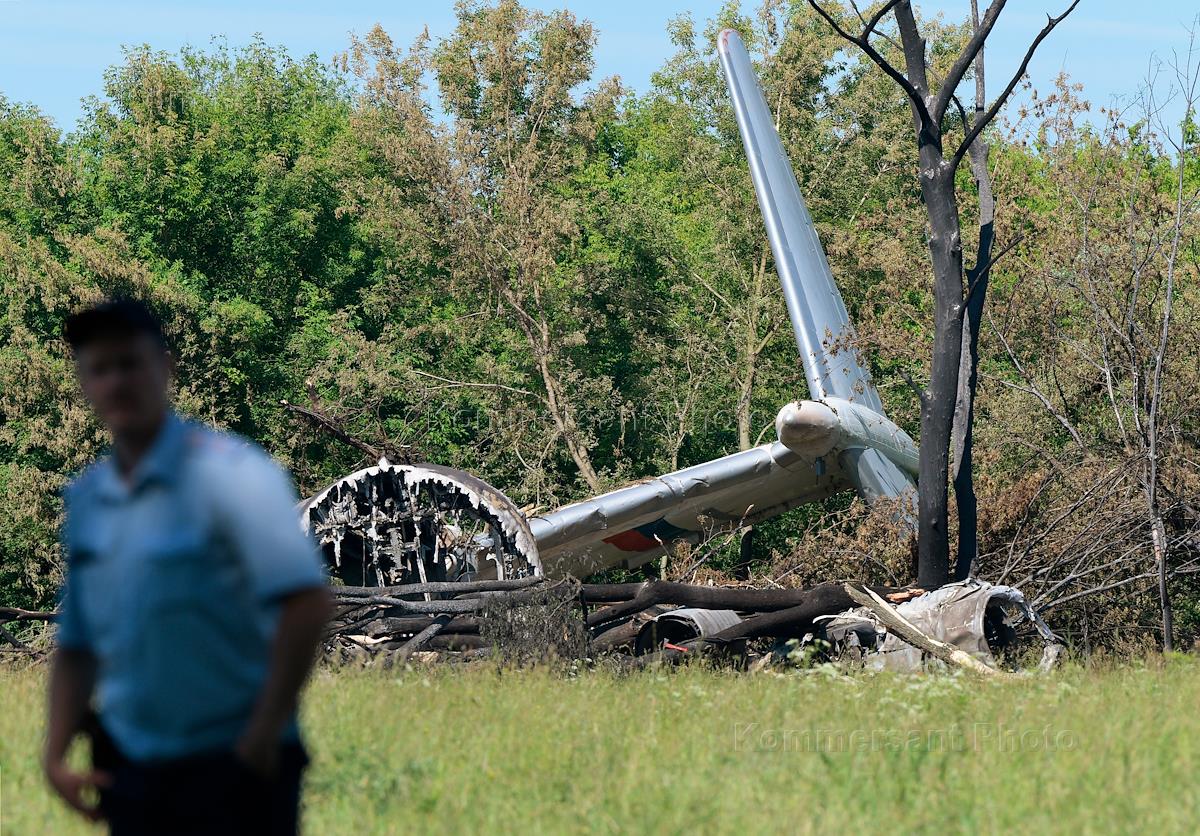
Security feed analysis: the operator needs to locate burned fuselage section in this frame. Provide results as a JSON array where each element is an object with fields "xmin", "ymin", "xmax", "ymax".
[{"xmin": 301, "ymin": 462, "xmax": 540, "ymax": 588}]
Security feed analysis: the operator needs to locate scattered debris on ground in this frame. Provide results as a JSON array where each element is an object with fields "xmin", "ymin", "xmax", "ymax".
[{"xmin": 322, "ymin": 575, "xmax": 1061, "ymax": 673}]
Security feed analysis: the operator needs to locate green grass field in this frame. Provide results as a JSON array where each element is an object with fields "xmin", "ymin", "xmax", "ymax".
[{"xmin": 2, "ymin": 658, "xmax": 1199, "ymax": 834}]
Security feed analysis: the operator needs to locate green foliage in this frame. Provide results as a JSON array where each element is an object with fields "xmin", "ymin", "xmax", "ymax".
[{"xmin": 0, "ymin": 2, "xmax": 1196, "ymax": 621}]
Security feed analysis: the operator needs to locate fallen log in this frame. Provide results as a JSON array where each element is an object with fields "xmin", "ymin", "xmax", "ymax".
[
  {"xmin": 334, "ymin": 576, "xmax": 545, "ymax": 598},
  {"xmin": 591, "ymin": 619, "xmax": 642, "ymax": 653},
  {"xmin": 0, "ymin": 624, "xmax": 30, "ymax": 650},
  {"xmin": 580, "ymin": 582, "xmax": 650, "ymax": 604},
  {"xmin": 394, "ymin": 615, "xmax": 453, "ymax": 661},
  {"xmin": 335, "ymin": 579, "xmax": 575, "ymax": 614},
  {"xmin": 336, "ymin": 596, "xmax": 485, "ymax": 615},
  {"xmin": 590, "ymin": 581, "xmax": 907, "ymax": 631},
  {"xmin": 0, "ymin": 606, "xmax": 57, "ymax": 623}
]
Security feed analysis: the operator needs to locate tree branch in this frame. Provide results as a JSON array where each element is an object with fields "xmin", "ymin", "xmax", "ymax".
[
  {"xmin": 951, "ymin": 93, "xmax": 971, "ymax": 137},
  {"xmin": 281, "ymin": 399, "xmax": 394, "ymax": 463},
  {"xmin": 951, "ymin": 0, "xmax": 1082, "ymax": 170},
  {"xmin": 858, "ymin": 0, "xmax": 904, "ymax": 41},
  {"xmin": 898, "ymin": 366, "xmax": 928, "ymax": 405},
  {"xmin": 806, "ymin": 0, "xmax": 934, "ymax": 127},
  {"xmin": 892, "ymin": 1, "xmax": 931, "ymax": 97},
  {"xmin": 849, "ymin": 0, "xmax": 903, "ymax": 51},
  {"xmin": 410, "ymin": 368, "xmax": 535, "ymax": 398},
  {"xmin": 962, "ymin": 232, "xmax": 1027, "ymax": 311},
  {"xmin": 933, "ymin": 0, "xmax": 1008, "ymax": 123}
]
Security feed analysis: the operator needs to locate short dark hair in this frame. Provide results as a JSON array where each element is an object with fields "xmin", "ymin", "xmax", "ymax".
[{"xmin": 63, "ymin": 299, "xmax": 167, "ymax": 352}]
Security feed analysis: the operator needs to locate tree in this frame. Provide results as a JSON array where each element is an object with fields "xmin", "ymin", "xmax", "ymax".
[
  {"xmin": 343, "ymin": 3, "xmax": 657, "ymax": 500},
  {"xmin": 74, "ymin": 39, "xmax": 364, "ymax": 444},
  {"xmin": 805, "ymin": 0, "xmax": 1079, "ymax": 588},
  {"xmin": 984, "ymin": 33, "xmax": 1200, "ymax": 649},
  {"xmin": 0, "ymin": 42, "xmax": 365, "ymax": 609}
]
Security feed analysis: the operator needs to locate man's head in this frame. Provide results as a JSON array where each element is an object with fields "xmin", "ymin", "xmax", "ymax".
[{"xmin": 65, "ymin": 299, "xmax": 172, "ymax": 437}]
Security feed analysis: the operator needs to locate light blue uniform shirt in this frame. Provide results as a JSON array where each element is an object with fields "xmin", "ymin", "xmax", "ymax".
[{"xmin": 57, "ymin": 412, "xmax": 326, "ymax": 763}]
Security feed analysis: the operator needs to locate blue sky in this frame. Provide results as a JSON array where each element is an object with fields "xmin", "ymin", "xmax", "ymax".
[{"xmin": 1, "ymin": 1, "xmax": 1197, "ymax": 132}]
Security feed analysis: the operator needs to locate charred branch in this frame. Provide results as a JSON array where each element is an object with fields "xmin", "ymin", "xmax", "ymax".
[
  {"xmin": 805, "ymin": 1, "xmax": 933, "ymax": 128},
  {"xmin": 585, "ymin": 580, "xmax": 908, "ymax": 629},
  {"xmin": 0, "ymin": 606, "xmax": 57, "ymax": 623},
  {"xmin": 334, "ymin": 576, "xmax": 545, "ymax": 598},
  {"xmin": 280, "ymin": 398, "xmax": 408, "ymax": 463},
  {"xmin": 951, "ymin": 1, "xmax": 1082, "ymax": 170}
]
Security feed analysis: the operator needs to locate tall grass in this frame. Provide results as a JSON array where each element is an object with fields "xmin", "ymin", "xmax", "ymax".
[{"xmin": 2, "ymin": 658, "xmax": 1198, "ymax": 833}]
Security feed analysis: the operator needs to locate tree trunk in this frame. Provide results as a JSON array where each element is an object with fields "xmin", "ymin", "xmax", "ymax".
[
  {"xmin": 533, "ymin": 333, "xmax": 602, "ymax": 492},
  {"xmin": 735, "ymin": 247, "xmax": 770, "ymax": 451},
  {"xmin": 951, "ymin": 0, "xmax": 993, "ymax": 582},
  {"xmin": 916, "ymin": 168, "xmax": 965, "ymax": 590},
  {"xmin": 1150, "ymin": 509, "xmax": 1174, "ymax": 652},
  {"xmin": 951, "ymin": 271, "xmax": 986, "ymax": 581},
  {"xmin": 734, "ymin": 527, "xmax": 754, "ymax": 581},
  {"xmin": 736, "ymin": 371, "xmax": 756, "ymax": 452},
  {"xmin": 892, "ymin": 1, "xmax": 963, "ymax": 590},
  {"xmin": 952, "ymin": 212, "xmax": 991, "ymax": 583}
]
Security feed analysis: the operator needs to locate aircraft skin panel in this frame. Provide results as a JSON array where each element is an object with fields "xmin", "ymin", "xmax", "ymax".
[
  {"xmin": 838, "ymin": 447, "xmax": 917, "ymax": 504},
  {"xmin": 717, "ymin": 28, "xmax": 882, "ymax": 412},
  {"xmin": 530, "ymin": 441, "xmax": 846, "ymax": 578}
]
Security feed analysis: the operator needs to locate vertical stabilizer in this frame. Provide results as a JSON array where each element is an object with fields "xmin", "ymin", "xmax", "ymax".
[
  {"xmin": 718, "ymin": 28, "xmax": 916, "ymax": 510},
  {"xmin": 718, "ymin": 28, "xmax": 880, "ymax": 410}
]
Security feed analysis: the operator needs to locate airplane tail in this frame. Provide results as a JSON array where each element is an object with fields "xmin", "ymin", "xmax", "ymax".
[{"xmin": 717, "ymin": 28, "xmax": 916, "ymax": 506}]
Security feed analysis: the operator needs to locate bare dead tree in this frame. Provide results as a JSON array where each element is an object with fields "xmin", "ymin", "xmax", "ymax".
[
  {"xmin": 983, "ymin": 23, "xmax": 1200, "ymax": 650},
  {"xmin": 950, "ymin": 0, "xmax": 994, "ymax": 581},
  {"xmin": 1137, "ymin": 29, "xmax": 1200, "ymax": 651},
  {"xmin": 806, "ymin": 0, "xmax": 1079, "ymax": 588}
]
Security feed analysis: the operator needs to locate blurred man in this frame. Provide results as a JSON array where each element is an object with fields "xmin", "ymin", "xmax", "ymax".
[{"xmin": 43, "ymin": 299, "xmax": 332, "ymax": 835}]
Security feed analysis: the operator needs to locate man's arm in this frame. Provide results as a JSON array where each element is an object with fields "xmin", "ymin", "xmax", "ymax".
[
  {"xmin": 47, "ymin": 483, "xmax": 110, "ymax": 819},
  {"xmin": 208, "ymin": 443, "xmax": 332, "ymax": 775},
  {"xmin": 234, "ymin": 586, "xmax": 332, "ymax": 776},
  {"xmin": 44, "ymin": 649, "xmax": 109, "ymax": 819}
]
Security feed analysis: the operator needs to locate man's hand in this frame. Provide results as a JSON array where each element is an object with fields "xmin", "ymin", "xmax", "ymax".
[
  {"xmin": 235, "ymin": 586, "xmax": 331, "ymax": 780},
  {"xmin": 43, "ymin": 758, "xmax": 111, "ymax": 821},
  {"xmin": 234, "ymin": 725, "xmax": 280, "ymax": 779},
  {"xmin": 44, "ymin": 649, "xmax": 102, "ymax": 818}
]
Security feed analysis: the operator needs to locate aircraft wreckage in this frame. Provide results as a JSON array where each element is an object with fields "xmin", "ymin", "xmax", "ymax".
[{"xmin": 302, "ymin": 30, "xmax": 1058, "ymax": 670}]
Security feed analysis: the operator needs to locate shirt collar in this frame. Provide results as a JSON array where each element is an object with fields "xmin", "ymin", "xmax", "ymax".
[{"xmin": 94, "ymin": 411, "xmax": 187, "ymax": 502}]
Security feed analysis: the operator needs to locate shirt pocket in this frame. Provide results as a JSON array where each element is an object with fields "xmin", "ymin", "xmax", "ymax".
[{"xmin": 140, "ymin": 534, "xmax": 216, "ymax": 611}]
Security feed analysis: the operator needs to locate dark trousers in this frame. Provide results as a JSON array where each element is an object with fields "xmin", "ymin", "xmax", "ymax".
[{"xmin": 86, "ymin": 715, "xmax": 308, "ymax": 836}]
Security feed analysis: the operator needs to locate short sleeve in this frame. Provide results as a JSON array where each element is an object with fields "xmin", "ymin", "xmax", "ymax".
[
  {"xmin": 56, "ymin": 492, "xmax": 93, "ymax": 651},
  {"xmin": 210, "ymin": 446, "xmax": 327, "ymax": 601},
  {"xmin": 56, "ymin": 575, "xmax": 92, "ymax": 650}
]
